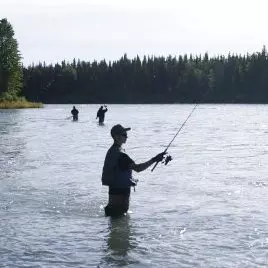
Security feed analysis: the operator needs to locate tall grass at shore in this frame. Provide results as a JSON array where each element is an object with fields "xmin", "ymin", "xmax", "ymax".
[{"xmin": 0, "ymin": 97, "xmax": 43, "ymax": 109}]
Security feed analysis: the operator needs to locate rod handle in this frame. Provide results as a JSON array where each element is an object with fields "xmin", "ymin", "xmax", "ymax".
[
  {"xmin": 151, "ymin": 161, "xmax": 159, "ymax": 172},
  {"xmin": 151, "ymin": 149, "xmax": 167, "ymax": 172}
]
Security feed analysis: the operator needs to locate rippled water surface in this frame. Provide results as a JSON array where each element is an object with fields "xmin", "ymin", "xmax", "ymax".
[{"xmin": 1, "ymin": 104, "xmax": 268, "ymax": 267}]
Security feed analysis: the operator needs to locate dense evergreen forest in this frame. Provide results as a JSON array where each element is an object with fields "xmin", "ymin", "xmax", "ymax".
[
  {"xmin": 2, "ymin": 17, "xmax": 268, "ymax": 105},
  {"xmin": 22, "ymin": 47, "xmax": 268, "ymax": 104}
]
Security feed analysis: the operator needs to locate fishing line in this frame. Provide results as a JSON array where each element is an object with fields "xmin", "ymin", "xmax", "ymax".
[{"xmin": 151, "ymin": 103, "xmax": 199, "ymax": 172}]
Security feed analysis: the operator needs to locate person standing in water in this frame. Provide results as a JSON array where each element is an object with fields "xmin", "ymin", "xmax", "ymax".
[
  {"xmin": 71, "ymin": 106, "xmax": 79, "ymax": 121},
  {"xmin": 101, "ymin": 124, "xmax": 166, "ymax": 217},
  {"xmin": 96, "ymin": 105, "xmax": 108, "ymax": 124}
]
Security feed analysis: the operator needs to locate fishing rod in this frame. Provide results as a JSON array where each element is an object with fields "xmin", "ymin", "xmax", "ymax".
[{"xmin": 151, "ymin": 103, "xmax": 199, "ymax": 172}]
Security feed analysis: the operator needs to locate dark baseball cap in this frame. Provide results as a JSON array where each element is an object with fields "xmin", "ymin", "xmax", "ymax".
[{"xmin": 111, "ymin": 124, "xmax": 131, "ymax": 137}]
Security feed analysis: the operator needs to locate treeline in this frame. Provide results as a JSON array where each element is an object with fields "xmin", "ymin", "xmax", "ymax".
[
  {"xmin": 2, "ymin": 17, "xmax": 268, "ymax": 105},
  {"xmin": 22, "ymin": 47, "xmax": 268, "ymax": 104}
]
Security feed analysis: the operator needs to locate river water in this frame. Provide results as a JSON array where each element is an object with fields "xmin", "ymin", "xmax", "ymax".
[{"xmin": 0, "ymin": 104, "xmax": 267, "ymax": 267}]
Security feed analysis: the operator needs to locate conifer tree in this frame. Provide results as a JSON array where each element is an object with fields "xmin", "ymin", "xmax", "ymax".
[{"xmin": 0, "ymin": 18, "xmax": 22, "ymax": 100}]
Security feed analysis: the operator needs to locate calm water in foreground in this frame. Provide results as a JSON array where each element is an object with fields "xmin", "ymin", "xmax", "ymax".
[{"xmin": 0, "ymin": 104, "xmax": 268, "ymax": 268}]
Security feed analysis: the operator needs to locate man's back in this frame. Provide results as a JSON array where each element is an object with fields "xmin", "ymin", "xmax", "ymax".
[
  {"xmin": 102, "ymin": 144, "xmax": 121, "ymax": 186},
  {"xmin": 72, "ymin": 109, "xmax": 78, "ymax": 115}
]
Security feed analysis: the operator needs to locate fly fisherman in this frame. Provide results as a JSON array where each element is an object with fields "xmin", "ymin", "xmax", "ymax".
[{"xmin": 101, "ymin": 124, "xmax": 165, "ymax": 217}]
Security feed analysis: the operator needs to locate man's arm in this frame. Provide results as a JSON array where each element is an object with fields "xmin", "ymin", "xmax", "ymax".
[
  {"xmin": 130, "ymin": 159, "xmax": 154, "ymax": 173},
  {"xmin": 118, "ymin": 152, "xmax": 165, "ymax": 173},
  {"xmin": 118, "ymin": 153, "xmax": 153, "ymax": 173},
  {"xmin": 130, "ymin": 152, "xmax": 166, "ymax": 173}
]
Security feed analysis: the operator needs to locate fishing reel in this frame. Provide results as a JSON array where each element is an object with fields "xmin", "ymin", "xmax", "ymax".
[
  {"xmin": 151, "ymin": 152, "xmax": 172, "ymax": 172},
  {"xmin": 162, "ymin": 154, "xmax": 173, "ymax": 166}
]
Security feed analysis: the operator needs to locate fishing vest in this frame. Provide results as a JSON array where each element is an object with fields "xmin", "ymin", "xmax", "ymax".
[
  {"xmin": 101, "ymin": 144, "xmax": 135, "ymax": 188},
  {"xmin": 113, "ymin": 169, "xmax": 135, "ymax": 188}
]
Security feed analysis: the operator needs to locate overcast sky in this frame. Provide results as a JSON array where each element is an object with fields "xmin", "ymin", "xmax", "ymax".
[{"xmin": 1, "ymin": 0, "xmax": 268, "ymax": 66}]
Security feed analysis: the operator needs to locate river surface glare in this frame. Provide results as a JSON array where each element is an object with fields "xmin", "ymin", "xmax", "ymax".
[{"xmin": 0, "ymin": 104, "xmax": 268, "ymax": 268}]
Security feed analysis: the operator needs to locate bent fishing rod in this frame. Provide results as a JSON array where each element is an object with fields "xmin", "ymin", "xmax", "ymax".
[{"xmin": 151, "ymin": 103, "xmax": 199, "ymax": 172}]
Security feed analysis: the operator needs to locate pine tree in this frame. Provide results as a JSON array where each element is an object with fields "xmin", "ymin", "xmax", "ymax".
[{"xmin": 0, "ymin": 18, "xmax": 22, "ymax": 101}]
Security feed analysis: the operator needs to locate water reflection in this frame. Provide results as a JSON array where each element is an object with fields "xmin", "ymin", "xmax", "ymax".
[{"xmin": 101, "ymin": 215, "xmax": 138, "ymax": 267}]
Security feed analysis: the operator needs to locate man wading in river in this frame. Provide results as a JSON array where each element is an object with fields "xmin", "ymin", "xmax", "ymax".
[
  {"xmin": 96, "ymin": 105, "xmax": 108, "ymax": 124},
  {"xmin": 71, "ymin": 106, "xmax": 79, "ymax": 121},
  {"xmin": 102, "ymin": 124, "xmax": 165, "ymax": 217}
]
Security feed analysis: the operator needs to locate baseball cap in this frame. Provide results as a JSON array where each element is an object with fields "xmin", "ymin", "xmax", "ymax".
[{"xmin": 111, "ymin": 124, "xmax": 131, "ymax": 137}]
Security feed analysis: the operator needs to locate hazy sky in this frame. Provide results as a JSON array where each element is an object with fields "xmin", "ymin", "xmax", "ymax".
[{"xmin": 1, "ymin": 0, "xmax": 268, "ymax": 65}]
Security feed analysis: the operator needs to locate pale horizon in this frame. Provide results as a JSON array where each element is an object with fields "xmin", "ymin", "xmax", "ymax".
[{"xmin": 1, "ymin": 0, "xmax": 268, "ymax": 66}]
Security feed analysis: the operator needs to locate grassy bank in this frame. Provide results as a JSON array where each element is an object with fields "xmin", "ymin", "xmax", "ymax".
[{"xmin": 0, "ymin": 99, "xmax": 43, "ymax": 109}]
